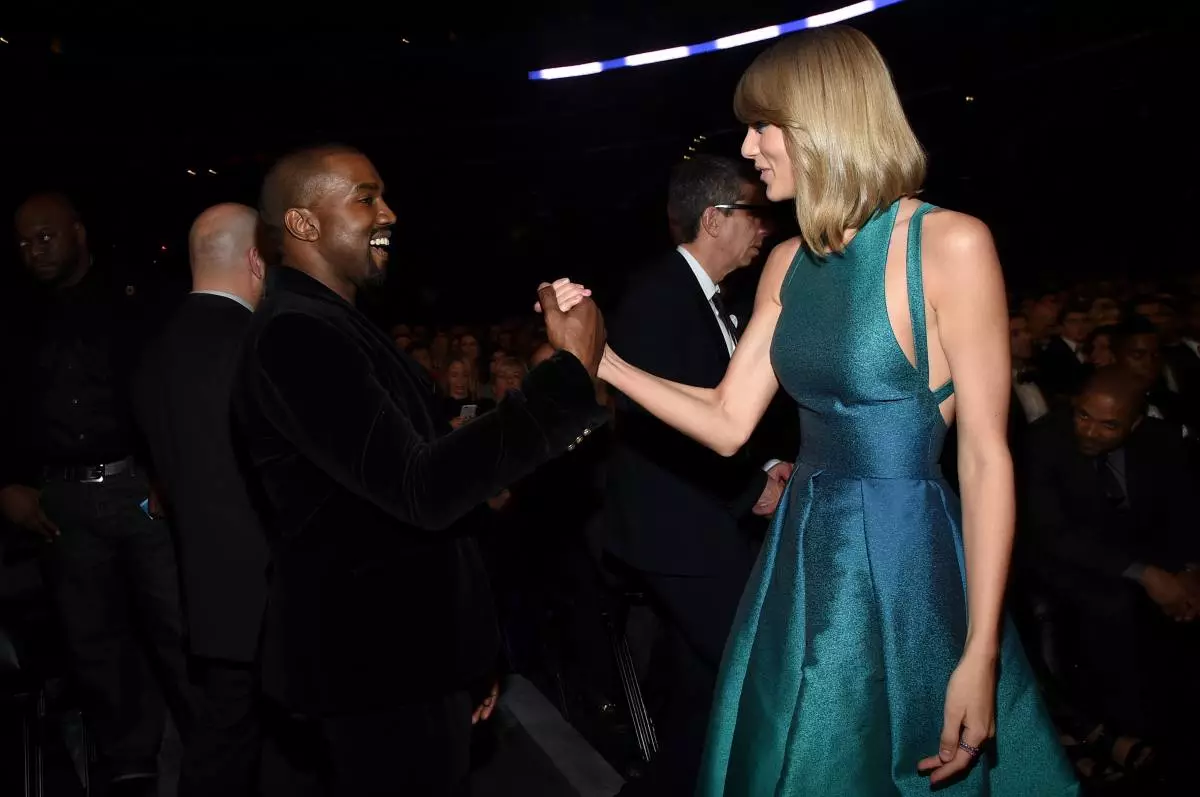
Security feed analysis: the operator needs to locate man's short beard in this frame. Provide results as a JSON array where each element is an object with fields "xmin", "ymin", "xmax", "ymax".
[{"xmin": 355, "ymin": 266, "xmax": 388, "ymax": 291}]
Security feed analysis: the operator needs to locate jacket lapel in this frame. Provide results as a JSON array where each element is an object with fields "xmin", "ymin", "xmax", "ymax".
[{"xmin": 671, "ymin": 252, "xmax": 731, "ymax": 366}]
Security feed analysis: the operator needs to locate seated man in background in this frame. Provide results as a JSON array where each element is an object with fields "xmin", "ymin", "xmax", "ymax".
[{"xmin": 1020, "ymin": 366, "xmax": 1200, "ymax": 775}]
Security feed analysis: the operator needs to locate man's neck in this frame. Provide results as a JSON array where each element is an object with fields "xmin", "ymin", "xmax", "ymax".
[
  {"xmin": 679, "ymin": 242, "xmax": 732, "ymax": 285},
  {"xmin": 55, "ymin": 253, "xmax": 93, "ymax": 291}
]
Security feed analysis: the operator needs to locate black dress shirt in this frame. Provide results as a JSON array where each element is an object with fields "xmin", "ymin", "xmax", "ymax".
[{"xmin": 0, "ymin": 261, "xmax": 182, "ymax": 486}]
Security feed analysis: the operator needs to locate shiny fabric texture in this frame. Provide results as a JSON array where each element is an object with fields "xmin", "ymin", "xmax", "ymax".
[{"xmin": 698, "ymin": 202, "xmax": 1077, "ymax": 796}]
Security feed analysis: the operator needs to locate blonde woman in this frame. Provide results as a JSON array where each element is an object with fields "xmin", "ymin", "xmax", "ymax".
[{"xmin": 549, "ymin": 26, "xmax": 1075, "ymax": 797}]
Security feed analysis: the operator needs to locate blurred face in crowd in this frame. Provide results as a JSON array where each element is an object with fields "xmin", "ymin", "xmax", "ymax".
[
  {"xmin": 1088, "ymin": 333, "xmax": 1115, "ymax": 367},
  {"xmin": 1187, "ymin": 300, "xmax": 1200, "ymax": 340},
  {"xmin": 1060, "ymin": 310, "xmax": 1092, "ymax": 345},
  {"xmin": 489, "ymin": 349, "xmax": 507, "ymax": 376},
  {"xmin": 445, "ymin": 359, "xmax": 470, "ymax": 399},
  {"xmin": 1073, "ymin": 389, "xmax": 1140, "ymax": 457},
  {"xmin": 497, "ymin": 330, "xmax": 514, "ymax": 351},
  {"xmin": 394, "ymin": 334, "xmax": 412, "ymax": 351},
  {"xmin": 409, "ymin": 346, "xmax": 433, "ymax": 372},
  {"xmin": 492, "ymin": 363, "xmax": 524, "ymax": 398},
  {"xmin": 431, "ymin": 333, "xmax": 450, "ymax": 361},
  {"xmin": 742, "ymin": 123, "xmax": 794, "ymax": 201},
  {"xmin": 1155, "ymin": 302, "xmax": 1182, "ymax": 344},
  {"xmin": 1027, "ymin": 299, "xmax": 1058, "ymax": 342},
  {"xmin": 15, "ymin": 195, "xmax": 89, "ymax": 287},
  {"xmin": 458, "ymin": 334, "xmax": 480, "ymax": 363},
  {"xmin": 1089, "ymin": 297, "xmax": 1120, "ymax": 327},
  {"xmin": 1115, "ymin": 333, "xmax": 1162, "ymax": 388},
  {"xmin": 1133, "ymin": 300, "xmax": 1171, "ymax": 331},
  {"xmin": 1009, "ymin": 316, "xmax": 1034, "ymax": 362}
]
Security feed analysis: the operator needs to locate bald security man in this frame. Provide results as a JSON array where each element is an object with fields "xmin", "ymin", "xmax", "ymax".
[
  {"xmin": 234, "ymin": 144, "xmax": 607, "ymax": 796},
  {"xmin": 133, "ymin": 204, "xmax": 270, "ymax": 797}
]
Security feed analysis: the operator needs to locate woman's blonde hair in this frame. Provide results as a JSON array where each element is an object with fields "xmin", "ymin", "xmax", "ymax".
[{"xmin": 734, "ymin": 25, "xmax": 926, "ymax": 254}]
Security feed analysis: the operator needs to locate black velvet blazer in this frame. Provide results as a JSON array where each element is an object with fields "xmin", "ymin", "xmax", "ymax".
[{"xmin": 233, "ymin": 267, "xmax": 605, "ymax": 715}]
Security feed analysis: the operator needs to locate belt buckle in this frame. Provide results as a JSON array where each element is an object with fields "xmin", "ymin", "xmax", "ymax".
[{"xmin": 81, "ymin": 465, "xmax": 106, "ymax": 484}]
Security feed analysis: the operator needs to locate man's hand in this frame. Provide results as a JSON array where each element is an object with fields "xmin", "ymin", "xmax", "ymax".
[
  {"xmin": 147, "ymin": 486, "xmax": 165, "ymax": 520},
  {"xmin": 538, "ymin": 283, "xmax": 606, "ymax": 377},
  {"xmin": 472, "ymin": 680, "xmax": 500, "ymax": 725},
  {"xmin": 487, "ymin": 490, "xmax": 512, "ymax": 512},
  {"xmin": 1141, "ymin": 565, "xmax": 1198, "ymax": 621},
  {"xmin": 752, "ymin": 462, "xmax": 793, "ymax": 517},
  {"xmin": 0, "ymin": 484, "xmax": 59, "ymax": 540}
]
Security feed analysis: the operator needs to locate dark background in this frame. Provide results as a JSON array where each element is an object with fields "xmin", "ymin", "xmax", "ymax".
[{"xmin": 0, "ymin": 0, "xmax": 1186, "ymax": 323}]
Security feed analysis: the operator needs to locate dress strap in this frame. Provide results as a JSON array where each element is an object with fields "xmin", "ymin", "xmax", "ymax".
[{"xmin": 905, "ymin": 202, "xmax": 937, "ymax": 386}]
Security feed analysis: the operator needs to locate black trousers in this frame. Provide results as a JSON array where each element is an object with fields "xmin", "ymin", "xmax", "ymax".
[
  {"xmin": 39, "ymin": 469, "xmax": 193, "ymax": 778},
  {"xmin": 179, "ymin": 658, "xmax": 260, "ymax": 797},
  {"xmin": 260, "ymin": 691, "xmax": 474, "ymax": 797},
  {"xmin": 619, "ymin": 558, "xmax": 752, "ymax": 797}
]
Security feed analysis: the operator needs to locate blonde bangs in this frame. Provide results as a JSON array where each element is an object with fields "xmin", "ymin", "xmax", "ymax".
[
  {"xmin": 732, "ymin": 52, "xmax": 788, "ymax": 127},
  {"xmin": 737, "ymin": 26, "xmax": 927, "ymax": 255}
]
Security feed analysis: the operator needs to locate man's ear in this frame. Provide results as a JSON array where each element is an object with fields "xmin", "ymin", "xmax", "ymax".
[
  {"xmin": 283, "ymin": 208, "xmax": 319, "ymax": 243},
  {"xmin": 248, "ymin": 246, "xmax": 266, "ymax": 281},
  {"xmin": 699, "ymin": 206, "xmax": 724, "ymax": 239}
]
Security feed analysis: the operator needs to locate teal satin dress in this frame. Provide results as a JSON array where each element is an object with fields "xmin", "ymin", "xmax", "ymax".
[{"xmin": 697, "ymin": 202, "xmax": 1078, "ymax": 796}]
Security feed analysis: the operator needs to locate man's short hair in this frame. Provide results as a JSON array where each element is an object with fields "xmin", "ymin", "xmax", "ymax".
[
  {"xmin": 1110, "ymin": 315, "xmax": 1158, "ymax": 353},
  {"xmin": 258, "ymin": 143, "xmax": 362, "ymax": 234},
  {"xmin": 1056, "ymin": 299, "xmax": 1091, "ymax": 324},
  {"xmin": 667, "ymin": 155, "xmax": 749, "ymax": 244}
]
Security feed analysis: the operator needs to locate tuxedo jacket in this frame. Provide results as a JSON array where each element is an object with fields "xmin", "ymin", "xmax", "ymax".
[
  {"xmin": 1020, "ymin": 410, "xmax": 1199, "ymax": 598},
  {"xmin": 133, "ymin": 292, "xmax": 268, "ymax": 663},
  {"xmin": 604, "ymin": 250, "xmax": 786, "ymax": 576},
  {"xmin": 1164, "ymin": 342, "xmax": 1200, "ymax": 405},
  {"xmin": 1035, "ymin": 337, "xmax": 1089, "ymax": 401},
  {"xmin": 233, "ymin": 267, "xmax": 605, "ymax": 715}
]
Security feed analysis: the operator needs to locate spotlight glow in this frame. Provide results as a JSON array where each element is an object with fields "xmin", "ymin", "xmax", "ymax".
[{"xmin": 529, "ymin": 0, "xmax": 906, "ymax": 80}]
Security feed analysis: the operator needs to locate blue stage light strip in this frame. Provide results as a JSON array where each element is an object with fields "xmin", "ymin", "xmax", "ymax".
[{"xmin": 530, "ymin": 0, "xmax": 906, "ymax": 81}]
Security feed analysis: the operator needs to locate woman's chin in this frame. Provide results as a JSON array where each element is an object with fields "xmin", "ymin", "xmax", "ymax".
[{"xmin": 765, "ymin": 182, "xmax": 795, "ymax": 202}]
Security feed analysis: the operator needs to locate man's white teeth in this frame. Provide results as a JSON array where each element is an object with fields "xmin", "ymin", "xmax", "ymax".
[{"xmin": 370, "ymin": 237, "xmax": 390, "ymax": 247}]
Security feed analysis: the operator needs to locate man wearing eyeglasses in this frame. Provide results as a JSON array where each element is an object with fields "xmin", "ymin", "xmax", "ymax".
[{"xmin": 603, "ymin": 154, "xmax": 792, "ymax": 795}]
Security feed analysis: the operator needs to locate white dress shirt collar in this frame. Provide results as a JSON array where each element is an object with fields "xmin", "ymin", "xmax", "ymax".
[
  {"xmin": 677, "ymin": 245, "xmax": 719, "ymax": 301},
  {"xmin": 192, "ymin": 289, "xmax": 253, "ymax": 313}
]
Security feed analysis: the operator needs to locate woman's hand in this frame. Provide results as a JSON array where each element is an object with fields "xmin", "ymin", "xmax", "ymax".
[
  {"xmin": 918, "ymin": 651, "xmax": 997, "ymax": 786},
  {"xmin": 533, "ymin": 278, "xmax": 591, "ymax": 314}
]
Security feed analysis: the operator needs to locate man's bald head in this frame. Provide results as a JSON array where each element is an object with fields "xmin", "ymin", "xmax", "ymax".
[
  {"xmin": 188, "ymin": 203, "xmax": 267, "ymax": 306},
  {"xmin": 1080, "ymin": 366, "xmax": 1148, "ymax": 413},
  {"xmin": 190, "ymin": 203, "xmax": 258, "ymax": 272},
  {"xmin": 1073, "ymin": 365, "xmax": 1147, "ymax": 456},
  {"xmin": 259, "ymin": 144, "xmax": 363, "ymax": 233}
]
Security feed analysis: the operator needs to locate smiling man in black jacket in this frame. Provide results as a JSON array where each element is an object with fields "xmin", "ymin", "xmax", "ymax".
[{"xmin": 234, "ymin": 145, "xmax": 607, "ymax": 796}]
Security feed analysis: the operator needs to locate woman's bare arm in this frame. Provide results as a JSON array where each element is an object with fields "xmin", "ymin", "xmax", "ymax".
[{"xmin": 598, "ymin": 238, "xmax": 801, "ymax": 456}]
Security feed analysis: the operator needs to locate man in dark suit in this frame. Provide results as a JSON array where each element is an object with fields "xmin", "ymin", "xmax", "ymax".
[
  {"xmin": 1020, "ymin": 366, "xmax": 1200, "ymax": 737},
  {"xmin": 233, "ymin": 145, "xmax": 607, "ymax": 796},
  {"xmin": 604, "ymin": 155, "xmax": 792, "ymax": 795},
  {"xmin": 1035, "ymin": 298, "xmax": 1092, "ymax": 402},
  {"xmin": 133, "ymin": 203, "xmax": 269, "ymax": 796}
]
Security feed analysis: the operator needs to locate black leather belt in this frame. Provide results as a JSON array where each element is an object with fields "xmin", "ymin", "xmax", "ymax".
[{"xmin": 42, "ymin": 457, "xmax": 135, "ymax": 484}]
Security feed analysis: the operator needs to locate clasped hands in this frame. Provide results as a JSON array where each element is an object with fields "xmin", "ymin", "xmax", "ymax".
[{"xmin": 1142, "ymin": 564, "xmax": 1200, "ymax": 622}]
